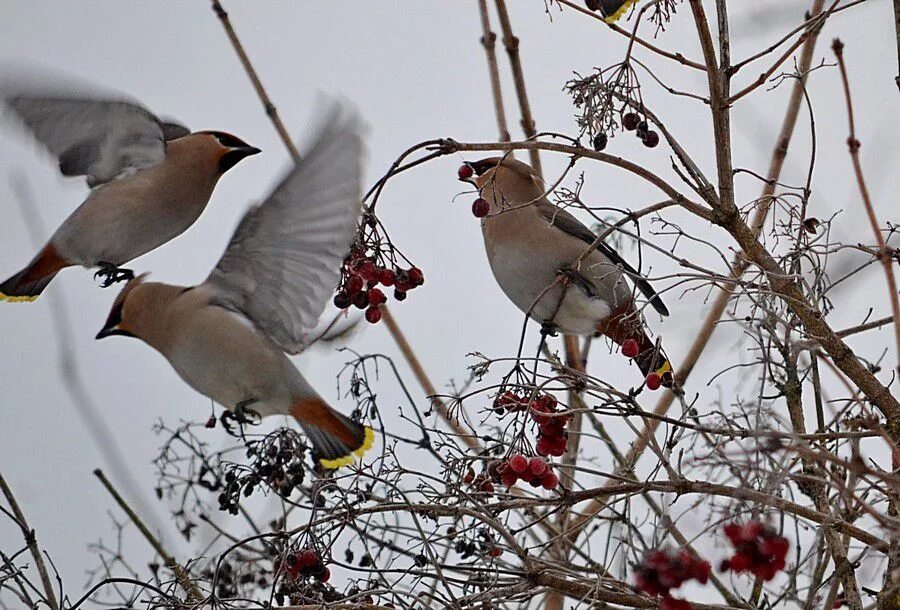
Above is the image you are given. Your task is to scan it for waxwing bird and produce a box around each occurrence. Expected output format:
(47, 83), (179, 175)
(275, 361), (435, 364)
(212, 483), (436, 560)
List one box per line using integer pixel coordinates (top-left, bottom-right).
(459, 156), (674, 388)
(583, 0), (638, 22)
(97, 103), (374, 468)
(0, 83), (260, 301)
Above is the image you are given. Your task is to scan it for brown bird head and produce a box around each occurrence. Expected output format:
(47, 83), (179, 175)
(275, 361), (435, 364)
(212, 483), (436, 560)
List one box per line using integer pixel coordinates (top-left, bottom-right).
(458, 156), (545, 213)
(190, 130), (261, 174)
(96, 274), (185, 345)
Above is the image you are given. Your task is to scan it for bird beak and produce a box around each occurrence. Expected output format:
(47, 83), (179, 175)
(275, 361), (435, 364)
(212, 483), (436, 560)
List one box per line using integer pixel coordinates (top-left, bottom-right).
(219, 146), (262, 172)
(95, 323), (134, 340)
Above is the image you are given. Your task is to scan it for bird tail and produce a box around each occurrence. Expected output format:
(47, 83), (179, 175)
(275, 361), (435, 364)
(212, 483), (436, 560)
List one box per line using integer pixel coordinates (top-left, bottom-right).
(632, 331), (675, 388)
(587, 0), (639, 23)
(0, 244), (70, 302)
(291, 397), (375, 469)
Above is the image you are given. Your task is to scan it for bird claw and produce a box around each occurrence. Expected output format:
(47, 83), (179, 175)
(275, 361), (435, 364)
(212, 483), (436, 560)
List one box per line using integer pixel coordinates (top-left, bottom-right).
(220, 400), (261, 436)
(94, 263), (134, 288)
(540, 322), (559, 337)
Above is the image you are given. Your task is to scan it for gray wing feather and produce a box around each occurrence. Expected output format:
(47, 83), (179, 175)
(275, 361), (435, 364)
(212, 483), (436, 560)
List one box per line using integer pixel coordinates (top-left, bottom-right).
(537, 203), (669, 316)
(6, 95), (186, 187)
(206, 102), (366, 354)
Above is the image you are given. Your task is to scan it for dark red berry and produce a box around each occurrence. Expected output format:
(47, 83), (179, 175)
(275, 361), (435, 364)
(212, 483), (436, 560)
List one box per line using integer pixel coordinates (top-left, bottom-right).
(643, 130), (660, 148)
(379, 268), (396, 286)
(623, 112), (640, 131)
(472, 198), (490, 218)
(358, 261), (378, 281)
(508, 454), (528, 474)
(346, 276), (364, 294)
(622, 338), (640, 358)
(320, 566), (331, 582)
(333, 291), (351, 309)
(365, 306), (382, 324)
(636, 120), (649, 138)
(501, 470), (518, 486)
(646, 372), (662, 391)
(407, 267), (424, 286)
(458, 164), (474, 180)
(541, 472), (559, 490)
(592, 132), (608, 151)
(463, 467), (475, 484)
(528, 456), (548, 476)
(394, 289), (407, 301)
(368, 287), (386, 305)
(297, 550), (318, 568)
(352, 291), (370, 309)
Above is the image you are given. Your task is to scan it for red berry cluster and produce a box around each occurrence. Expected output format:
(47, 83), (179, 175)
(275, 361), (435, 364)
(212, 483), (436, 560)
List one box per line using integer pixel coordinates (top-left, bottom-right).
(281, 548), (330, 583)
(620, 338), (664, 391)
(496, 454), (559, 490)
(622, 112), (660, 148)
(634, 549), (711, 610)
(531, 395), (570, 457)
(334, 249), (424, 324)
(721, 522), (789, 581)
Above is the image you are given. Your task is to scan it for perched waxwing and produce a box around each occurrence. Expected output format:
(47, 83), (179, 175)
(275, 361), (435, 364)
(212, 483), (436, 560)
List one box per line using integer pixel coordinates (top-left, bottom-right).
(96, 102), (374, 468)
(459, 156), (674, 388)
(0, 81), (260, 300)
(583, 0), (638, 22)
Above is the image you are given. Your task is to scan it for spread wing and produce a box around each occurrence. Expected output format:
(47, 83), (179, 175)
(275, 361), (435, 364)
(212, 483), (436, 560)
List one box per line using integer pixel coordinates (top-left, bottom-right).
(537, 203), (669, 316)
(206, 101), (366, 354)
(5, 93), (188, 187)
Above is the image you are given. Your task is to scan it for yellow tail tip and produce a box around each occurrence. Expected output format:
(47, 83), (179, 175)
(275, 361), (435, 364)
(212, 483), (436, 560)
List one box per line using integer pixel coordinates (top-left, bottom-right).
(318, 426), (375, 470)
(0, 292), (39, 303)
(604, 0), (639, 23)
(656, 360), (672, 376)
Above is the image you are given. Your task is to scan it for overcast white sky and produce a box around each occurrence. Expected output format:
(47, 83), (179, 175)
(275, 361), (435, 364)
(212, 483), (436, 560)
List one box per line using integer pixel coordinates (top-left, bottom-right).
(0, 0), (896, 601)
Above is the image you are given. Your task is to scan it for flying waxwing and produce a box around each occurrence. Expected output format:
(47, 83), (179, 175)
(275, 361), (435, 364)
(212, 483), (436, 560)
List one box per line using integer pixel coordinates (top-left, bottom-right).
(0, 81), (260, 300)
(459, 156), (674, 388)
(583, 0), (638, 22)
(96, 102), (374, 468)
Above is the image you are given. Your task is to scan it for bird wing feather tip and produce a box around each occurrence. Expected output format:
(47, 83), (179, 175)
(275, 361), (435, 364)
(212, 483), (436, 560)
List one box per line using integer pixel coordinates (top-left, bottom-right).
(656, 360), (672, 375)
(604, 0), (640, 23)
(319, 454), (355, 470)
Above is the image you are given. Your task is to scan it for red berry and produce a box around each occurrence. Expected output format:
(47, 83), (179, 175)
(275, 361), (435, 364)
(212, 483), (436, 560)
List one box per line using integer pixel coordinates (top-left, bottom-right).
(742, 521), (764, 541)
(394, 289), (407, 301)
(379, 268), (395, 286)
(365, 306), (382, 324)
(729, 553), (751, 572)
(297, 550), (318, 568)
(508, 454), (528, 474)
(622, 112), (640, 131)
(643, 130), (660, 148)
(472, 198), (490, 218)
(407, 267), (424, 286)
(462, 468), (475, 484)
(528, 457), (548, 476)
(358, 261), (378, 281)
(592, 132), (608, 151)
(535, 438), (551, 456)
(541, 472), (559, 490)
(320, 566), (331, 582)
(723, 523), (742, 543)
(458, 164), (474, 180)
(645, 372), (662, 390)
(501, 471), (518, 486)
(353, 291), (370, 309)
(368, 287), (386, 305)
(487, 547), (502, 558)
(479, 480), (494, 493)
(346, 276), (363, 294)
(622, 338), (640, 358)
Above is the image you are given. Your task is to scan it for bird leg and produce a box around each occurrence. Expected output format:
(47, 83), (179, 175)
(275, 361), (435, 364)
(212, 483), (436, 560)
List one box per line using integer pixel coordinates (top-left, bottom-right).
(220, 399), (261, 435)
(540, 321), (559, 338)
(94, 262), (135, 288)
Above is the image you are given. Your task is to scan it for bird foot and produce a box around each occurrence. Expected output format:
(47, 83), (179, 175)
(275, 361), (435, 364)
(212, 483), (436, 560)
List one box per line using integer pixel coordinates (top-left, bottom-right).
(220, 400), (261, 435)
(94, 262), (134, 288)
(540, 322), (559, 337)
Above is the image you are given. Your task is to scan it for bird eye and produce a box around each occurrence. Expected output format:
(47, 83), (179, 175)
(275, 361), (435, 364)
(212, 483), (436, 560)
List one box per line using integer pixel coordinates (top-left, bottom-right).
(207, 131), (249, 149)
(470, 159), (498, 176)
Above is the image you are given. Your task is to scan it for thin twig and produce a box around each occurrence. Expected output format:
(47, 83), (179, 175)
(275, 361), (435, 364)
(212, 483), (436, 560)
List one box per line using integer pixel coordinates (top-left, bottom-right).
(493, 0), (543, 175)
(93, 469), (203, 603)
(0, 471), (59, 610)
(478, 0), (511, 142)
